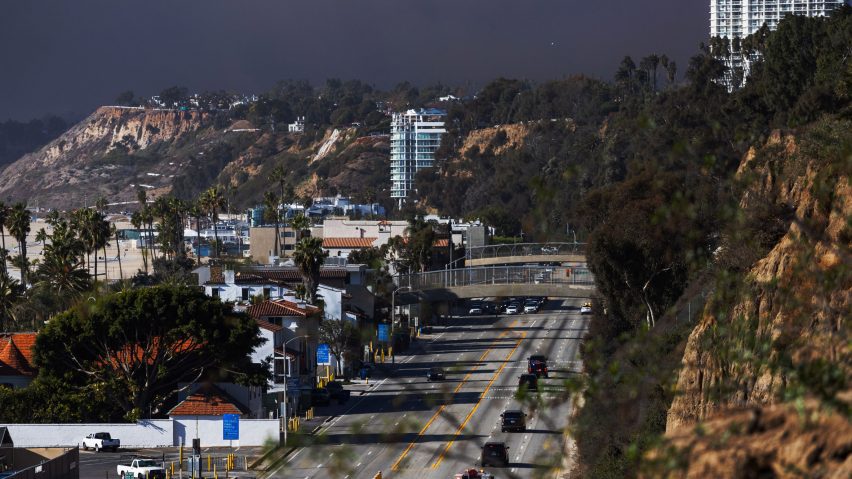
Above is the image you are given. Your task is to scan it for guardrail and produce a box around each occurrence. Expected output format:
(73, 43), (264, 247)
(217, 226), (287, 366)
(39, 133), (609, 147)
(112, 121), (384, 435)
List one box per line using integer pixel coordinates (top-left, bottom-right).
(466, 242), (586, 260)
(397, 265), (593, 291)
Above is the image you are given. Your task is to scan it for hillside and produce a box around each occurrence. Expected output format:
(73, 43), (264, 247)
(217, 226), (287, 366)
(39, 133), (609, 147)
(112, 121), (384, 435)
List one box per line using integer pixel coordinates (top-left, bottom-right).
(0, 106), (390, 209)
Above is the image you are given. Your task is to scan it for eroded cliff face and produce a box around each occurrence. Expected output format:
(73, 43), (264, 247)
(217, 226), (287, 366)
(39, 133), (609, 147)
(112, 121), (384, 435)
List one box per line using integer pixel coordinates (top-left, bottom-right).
(658, 123), (851, 475)
(0, 107), (209, 207)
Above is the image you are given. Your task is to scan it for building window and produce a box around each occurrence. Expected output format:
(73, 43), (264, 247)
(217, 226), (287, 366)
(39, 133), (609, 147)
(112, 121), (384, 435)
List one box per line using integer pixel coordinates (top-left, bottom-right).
(242, 288), (250, 301)
(211, 288), (220, 298)
(263, 287), (271, 298)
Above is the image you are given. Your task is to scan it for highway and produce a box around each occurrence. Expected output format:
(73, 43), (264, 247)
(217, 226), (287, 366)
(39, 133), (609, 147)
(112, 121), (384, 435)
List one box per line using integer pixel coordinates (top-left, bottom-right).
(270, 298), (590, 479)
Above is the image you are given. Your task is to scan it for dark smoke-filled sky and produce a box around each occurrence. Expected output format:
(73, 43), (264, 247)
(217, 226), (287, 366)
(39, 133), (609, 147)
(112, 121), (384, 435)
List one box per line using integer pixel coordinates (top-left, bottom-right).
(1, 1), (707, 121)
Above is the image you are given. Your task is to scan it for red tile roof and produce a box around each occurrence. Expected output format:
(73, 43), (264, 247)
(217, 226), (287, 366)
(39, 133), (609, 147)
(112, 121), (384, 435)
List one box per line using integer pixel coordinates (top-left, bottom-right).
(247, 299), (321, 319)
(168, 386), (246, 416)
(0, 335), (35, 376)
(322, 237), (376, 249)
(0, 333), (37, 376)
(257, 319), (283, 332)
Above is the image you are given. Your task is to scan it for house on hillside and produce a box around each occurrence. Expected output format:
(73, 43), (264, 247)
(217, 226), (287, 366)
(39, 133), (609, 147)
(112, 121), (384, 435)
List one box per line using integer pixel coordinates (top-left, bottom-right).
(202, 267), (294, 303)
(169, 385), (249, 445)
(0, 333), (37, 389)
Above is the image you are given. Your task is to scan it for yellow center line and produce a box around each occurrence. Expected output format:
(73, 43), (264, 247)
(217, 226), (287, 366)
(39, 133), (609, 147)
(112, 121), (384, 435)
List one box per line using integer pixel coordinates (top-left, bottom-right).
(390, 320), (517, 471)
(431, 331), (526, 470)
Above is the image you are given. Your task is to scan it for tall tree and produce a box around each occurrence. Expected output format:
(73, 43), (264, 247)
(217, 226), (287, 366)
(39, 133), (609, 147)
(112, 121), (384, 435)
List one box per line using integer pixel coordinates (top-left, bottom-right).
(6, 203), (31, 288)
(0, 202), (9, 274)
(263, 191), (281, 257)
(293, 236), (328, 305)
(34, 285), (266, 420)
(201, 187), (225, 258)
(318, 318), (356, 376)
(34, 218), (89, 295)
(291, 213), (311, 243)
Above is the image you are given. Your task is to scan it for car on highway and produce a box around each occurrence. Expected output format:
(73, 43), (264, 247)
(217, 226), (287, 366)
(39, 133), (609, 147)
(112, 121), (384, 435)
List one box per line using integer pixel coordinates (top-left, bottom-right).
(325, 381), (350, 403)
(580, 302), (593, 314)
(505, 303), (520, 315)
(427, 366), (446, 381)
(500, 409), (528, 432)
(311, 388), (331, 406)
(455, 468), (495, 479)
(82, 432), (119, 452)
(480, 442), (510, 467)
(523, 299), (539, 313)
(468, 304), (483, 315)
(518, 373), (538, 392)
(528, 354), (549, 377)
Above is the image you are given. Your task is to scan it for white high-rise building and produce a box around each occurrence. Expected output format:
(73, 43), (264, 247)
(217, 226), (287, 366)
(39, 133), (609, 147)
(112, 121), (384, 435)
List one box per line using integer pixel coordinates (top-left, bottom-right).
(390, 108), (446, 206)
(710, 0), (843, 39)
(710, 0), (844, 87)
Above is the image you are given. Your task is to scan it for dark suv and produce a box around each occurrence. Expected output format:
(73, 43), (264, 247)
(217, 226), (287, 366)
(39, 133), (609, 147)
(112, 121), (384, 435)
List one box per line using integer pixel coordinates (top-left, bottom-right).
(480, 442), (510, 467)
(500, 409), (527, 432)
(325, 381), (350, 403)
(311, 388), (330, 406)
(518, 373), (538, 392)
(427, 367), (446, 381)
(528, 354), (548, 377)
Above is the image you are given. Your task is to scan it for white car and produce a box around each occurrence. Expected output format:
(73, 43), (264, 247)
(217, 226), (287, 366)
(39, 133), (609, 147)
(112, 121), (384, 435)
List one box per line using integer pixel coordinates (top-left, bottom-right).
(468, 306), (483, 315)
(580, 303), (593, 315)
(523, 302), (538, 314)
(82, 432), (120, 452)
(505, 304), (520, 315)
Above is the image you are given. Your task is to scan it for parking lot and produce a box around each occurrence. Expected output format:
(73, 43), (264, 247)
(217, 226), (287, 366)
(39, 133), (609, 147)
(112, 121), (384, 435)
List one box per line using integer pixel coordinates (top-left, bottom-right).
(79, 446), (265, 478)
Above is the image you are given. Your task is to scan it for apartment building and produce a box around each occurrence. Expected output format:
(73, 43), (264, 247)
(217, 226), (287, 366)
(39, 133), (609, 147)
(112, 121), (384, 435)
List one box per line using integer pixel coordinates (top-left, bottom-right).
(710, 0), (845, 86)
(390, 108), (446, 207)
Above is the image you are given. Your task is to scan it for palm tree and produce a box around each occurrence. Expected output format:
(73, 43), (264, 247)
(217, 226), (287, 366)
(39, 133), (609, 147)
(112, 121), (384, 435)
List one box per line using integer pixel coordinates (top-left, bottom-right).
(201, 186), (225, 258)
(130, 211), (148, 274)
(35, 228), (48, 251)
(188, 200), (204, 260)
(0, 202), (9, 274)
(35, 219), (89, 295)
(263, 191), (281, 257)
(293, 236), (328, 305)
(6, 203), (31, 288)
(0, 271), (20, 331)
(291, 213), (311, 243)
(112, 224), (123, 281)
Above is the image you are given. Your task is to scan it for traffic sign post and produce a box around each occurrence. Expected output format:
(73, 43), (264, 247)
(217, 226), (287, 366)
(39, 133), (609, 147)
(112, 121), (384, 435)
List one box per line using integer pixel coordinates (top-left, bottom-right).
(316, 344), (330, 365)
(223, 414), (239, 441)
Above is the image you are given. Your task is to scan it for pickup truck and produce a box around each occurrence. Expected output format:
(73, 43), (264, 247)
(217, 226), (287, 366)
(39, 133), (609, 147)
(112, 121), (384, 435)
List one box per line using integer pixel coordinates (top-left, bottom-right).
(81, 432), (119, 452)
(116, 458), (166, 479)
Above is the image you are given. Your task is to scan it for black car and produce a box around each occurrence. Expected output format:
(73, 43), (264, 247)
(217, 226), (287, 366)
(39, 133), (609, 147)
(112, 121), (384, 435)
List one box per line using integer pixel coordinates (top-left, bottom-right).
(480, 442), (510, 467)
(500, 409), (527, 432)
(528, 354), (548, 377)
(311, 388), (331, 406)
(427, 367), (446, 381)
(325, 381), (350, 403)
(518, 373), (538, 392)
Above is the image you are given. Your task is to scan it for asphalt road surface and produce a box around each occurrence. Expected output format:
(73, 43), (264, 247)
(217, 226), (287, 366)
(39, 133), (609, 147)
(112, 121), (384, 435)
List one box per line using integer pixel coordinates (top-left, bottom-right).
(268, 298), (590, 479)
(79, 446), (264, 478)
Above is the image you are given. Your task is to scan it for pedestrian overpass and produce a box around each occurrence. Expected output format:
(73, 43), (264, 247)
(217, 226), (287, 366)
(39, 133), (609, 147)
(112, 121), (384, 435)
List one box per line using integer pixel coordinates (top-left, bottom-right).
(465, 242), (586, 267)
(395, 264), (594, 302)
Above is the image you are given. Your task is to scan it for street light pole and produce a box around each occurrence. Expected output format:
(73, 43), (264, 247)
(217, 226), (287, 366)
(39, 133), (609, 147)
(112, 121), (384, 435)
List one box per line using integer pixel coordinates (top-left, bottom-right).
(282, 334), (309, 447)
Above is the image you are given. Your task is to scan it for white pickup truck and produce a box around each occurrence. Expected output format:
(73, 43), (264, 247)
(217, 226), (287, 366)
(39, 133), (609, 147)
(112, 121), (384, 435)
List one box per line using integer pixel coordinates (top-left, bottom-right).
(81, 432), (120, 452)
(116, 458), (166, 479)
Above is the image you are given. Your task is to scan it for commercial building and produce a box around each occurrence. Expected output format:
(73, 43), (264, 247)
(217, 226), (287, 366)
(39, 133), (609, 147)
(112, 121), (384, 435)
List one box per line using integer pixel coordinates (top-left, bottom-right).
(710, 0), (845, 86)
(390, 108), (446, 207)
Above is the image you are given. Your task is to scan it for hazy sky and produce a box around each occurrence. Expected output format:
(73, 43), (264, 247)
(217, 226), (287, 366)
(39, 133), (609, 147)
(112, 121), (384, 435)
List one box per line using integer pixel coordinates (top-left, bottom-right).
(1, 1), (707, 121)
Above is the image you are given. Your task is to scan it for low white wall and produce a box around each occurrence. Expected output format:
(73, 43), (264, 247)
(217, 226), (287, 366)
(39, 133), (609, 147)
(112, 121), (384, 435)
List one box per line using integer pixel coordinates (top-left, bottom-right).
(1, 418), (278, 447)
(173, 417), (278, 447)
(3, 420), (173, 447)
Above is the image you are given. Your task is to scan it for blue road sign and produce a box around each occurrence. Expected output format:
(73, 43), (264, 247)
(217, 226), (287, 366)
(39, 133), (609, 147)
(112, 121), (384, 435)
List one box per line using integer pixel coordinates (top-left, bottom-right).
(223, 413), (239, 440)
(317, 344), (330, 365)
(378, 324), (389, 342)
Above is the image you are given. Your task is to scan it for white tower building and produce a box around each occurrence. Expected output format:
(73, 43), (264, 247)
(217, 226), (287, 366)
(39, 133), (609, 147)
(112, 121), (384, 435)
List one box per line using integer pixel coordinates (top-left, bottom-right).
(710, 0), (845, 87)
(390, 108), (447, 207)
